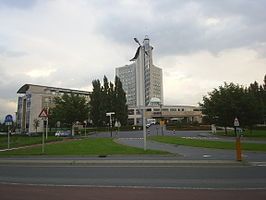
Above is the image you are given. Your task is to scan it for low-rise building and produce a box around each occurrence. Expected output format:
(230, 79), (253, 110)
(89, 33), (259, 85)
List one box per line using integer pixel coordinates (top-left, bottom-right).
(16, 84), (90, 133)
(128, 105), (202, 125)
(128, 98), (202, 125)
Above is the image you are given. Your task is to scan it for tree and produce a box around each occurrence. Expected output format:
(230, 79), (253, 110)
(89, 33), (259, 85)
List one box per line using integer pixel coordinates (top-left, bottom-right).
(49, 93), (89, 128)
(102, 76), (111, 124)
(90, 76), (128, 126)
(245, 81), (264, 127)
(33, 119), (40, 133)
(200, 81), (263, 133)
(201, 83), (240, 129)
(90, 79), (104, 126)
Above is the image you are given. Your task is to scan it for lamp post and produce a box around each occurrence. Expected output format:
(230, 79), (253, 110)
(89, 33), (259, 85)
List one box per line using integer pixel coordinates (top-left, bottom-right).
(106, 112), (115, 137)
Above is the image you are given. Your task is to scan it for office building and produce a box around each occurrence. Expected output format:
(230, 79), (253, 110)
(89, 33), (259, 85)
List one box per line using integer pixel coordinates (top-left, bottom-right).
(116, 36), (163, 107)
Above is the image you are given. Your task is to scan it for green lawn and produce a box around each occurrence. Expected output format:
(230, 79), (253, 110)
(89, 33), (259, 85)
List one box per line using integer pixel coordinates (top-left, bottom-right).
(0, 138), (169, 155)
(150, 137), (266, 152)
(0, 135), (64, 149)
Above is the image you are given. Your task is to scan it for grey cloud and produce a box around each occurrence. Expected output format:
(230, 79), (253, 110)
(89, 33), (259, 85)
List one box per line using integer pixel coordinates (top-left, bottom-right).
(96, 0), (266, 56)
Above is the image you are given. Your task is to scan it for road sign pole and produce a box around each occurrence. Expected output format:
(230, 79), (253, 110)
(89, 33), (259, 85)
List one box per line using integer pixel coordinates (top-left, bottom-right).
(85, 124), (87, 137)
(42, 120), (45, 153)
(143, 108), (147, 151)
(7, 125), (10, 149)
(46, 118), (49, 139)
(4, 115), (13, 149)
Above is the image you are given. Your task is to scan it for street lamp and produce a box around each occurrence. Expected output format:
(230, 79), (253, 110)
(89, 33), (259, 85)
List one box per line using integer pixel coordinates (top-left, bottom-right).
(106, 112), (115, 137)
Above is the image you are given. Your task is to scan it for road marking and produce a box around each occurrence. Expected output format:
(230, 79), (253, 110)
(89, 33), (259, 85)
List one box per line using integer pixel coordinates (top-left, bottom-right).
(250, 162), (266, 167)
(118, 138), (144, 140)
(181, 137), (220, 140)
(1, 181), (266, 190)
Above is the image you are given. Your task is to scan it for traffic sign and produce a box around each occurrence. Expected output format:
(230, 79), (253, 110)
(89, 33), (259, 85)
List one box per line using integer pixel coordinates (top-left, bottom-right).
(234, 117), (239, 127)
(4, 115), (13, 123)
(38, 108), (48, 118)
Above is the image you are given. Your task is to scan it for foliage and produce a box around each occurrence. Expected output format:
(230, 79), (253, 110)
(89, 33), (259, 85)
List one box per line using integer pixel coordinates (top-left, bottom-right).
(33, 119), (40, 133)
(114, 76), (128, 125)
(200, 75), (266, 131)
(0, 122), (7, 132)
(90, 79), (104, 126)
(90, 76), (128, 126)
(49, 93), (89, 128)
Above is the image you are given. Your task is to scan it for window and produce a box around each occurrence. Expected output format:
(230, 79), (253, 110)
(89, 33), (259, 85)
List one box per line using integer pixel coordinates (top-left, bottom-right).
(128, 109), (134, 115)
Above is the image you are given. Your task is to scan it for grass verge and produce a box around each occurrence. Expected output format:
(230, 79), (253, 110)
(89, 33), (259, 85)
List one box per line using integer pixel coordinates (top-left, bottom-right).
(0, 135), (64, 150)
(150, 137), (266, 152)
(0, 138), (169, 155)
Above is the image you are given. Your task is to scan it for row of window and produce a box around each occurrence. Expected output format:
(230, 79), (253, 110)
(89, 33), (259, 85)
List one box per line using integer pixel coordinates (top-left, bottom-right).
(128, 107), (187, 114)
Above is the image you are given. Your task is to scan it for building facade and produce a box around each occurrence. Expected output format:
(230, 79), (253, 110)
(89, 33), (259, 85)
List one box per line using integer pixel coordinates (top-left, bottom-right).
(116, 36), (163, 107)
(16, 84), (90, 133)
(128, 105), (202, 126)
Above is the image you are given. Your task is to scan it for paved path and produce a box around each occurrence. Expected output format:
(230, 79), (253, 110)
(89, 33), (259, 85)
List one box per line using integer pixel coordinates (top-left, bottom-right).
(1, 184), (266, 200)
(115, 138), (266, 162)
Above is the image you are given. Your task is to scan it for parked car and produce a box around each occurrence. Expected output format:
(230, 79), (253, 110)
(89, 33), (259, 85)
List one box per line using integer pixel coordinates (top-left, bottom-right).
(55, 130), (71, 137)
(55, 131), (61, 137)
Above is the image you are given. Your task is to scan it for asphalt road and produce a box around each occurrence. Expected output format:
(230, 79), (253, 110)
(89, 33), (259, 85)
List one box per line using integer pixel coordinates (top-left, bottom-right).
(1, 165), (266, 200)
(1, 165), (266, 189)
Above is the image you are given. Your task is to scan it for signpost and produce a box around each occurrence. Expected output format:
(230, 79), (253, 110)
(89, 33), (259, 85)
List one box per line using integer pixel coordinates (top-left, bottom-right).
(106, 112), (115, 137)
(4, 115), (13, 149)
(114, 121), (121, 137)
(83, 120), (88, 136)
(38, 108), (48, 153)
(234, 117), (242, 161)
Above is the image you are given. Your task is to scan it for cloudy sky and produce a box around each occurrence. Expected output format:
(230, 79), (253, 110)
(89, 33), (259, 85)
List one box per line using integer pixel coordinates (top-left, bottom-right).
(0, 0), (266, 120)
